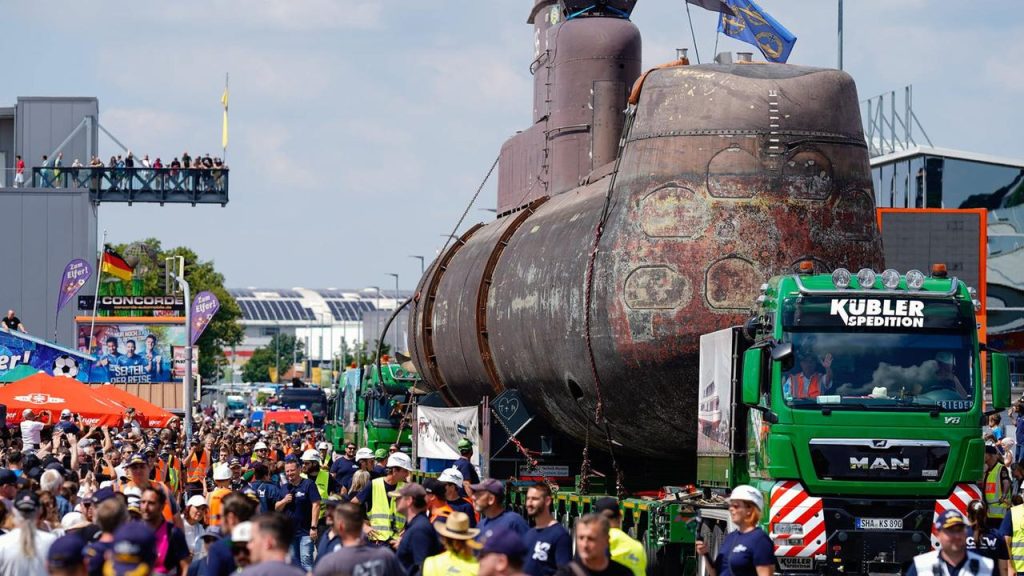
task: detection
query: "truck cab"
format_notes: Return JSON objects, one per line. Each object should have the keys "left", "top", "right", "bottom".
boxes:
{"left": 700, "top": 265, "right": 1011, "bottom": 575}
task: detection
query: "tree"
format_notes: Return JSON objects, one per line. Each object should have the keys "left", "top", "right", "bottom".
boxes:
{"left": 243, "top": 333, "right": 305, "bottom": 383}
{"left": 111, "top": 239, "right": 243, "bottom": 382}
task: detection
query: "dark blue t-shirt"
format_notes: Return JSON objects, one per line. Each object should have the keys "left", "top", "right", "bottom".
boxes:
{"left": 523, "top": 523, "right": 573, "bottom": 576}
{"left": 713, "top": 529, "right": 774, "bottom": 576}
{"left": 477, "top": 510, "right": 529, "bottom": 541}
{"left": 84, "top": 540, "right": 112, "bottom": 576}
{"left": 396, "top": 512, "right": 442, "bottom": 576}
{"left": 448, "top": 498, "right": 477, "bottom": 527}
{"left": 454, "top": 458, "right": 479, "bottom": 489}
{"left": 331, "top": 457, "right": 359, "bottom": 485}
{"left": 251, "top": 479, "right": 283, "bottom": 514}
{"left": 1016, "top": 416, "right": 1024, "bottom": 445}
{"left": 968, "top": 526, "right": 1009, "bottom": 561}
{"left": 204, "top": 537, "right": 236, "bottom": 576}
{"left": 282, "top": 478, "right": 322, "bottom": 535}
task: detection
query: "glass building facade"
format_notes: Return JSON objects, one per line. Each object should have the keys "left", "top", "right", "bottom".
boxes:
{"left": 872, "top": 147, "right": 1024, "bottom": 354}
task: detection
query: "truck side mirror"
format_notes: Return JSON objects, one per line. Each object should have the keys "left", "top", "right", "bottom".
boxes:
{"left": 742, "top": 347, "right": 765, "bottom": 406}
{"left": 991, "top": 352, "right": 1011, "bottom": 410}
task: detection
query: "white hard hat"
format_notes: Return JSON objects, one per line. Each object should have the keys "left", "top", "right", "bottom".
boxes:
{"left": 317, "top": 442, "right": 331, "bottom": 451}
{"left": 386, "top": 451, "right": 413, "bottom": 471}
{"left": 355, "top": 448, "right": 374, "bottom": 462}
{"left": 61, "top": 409, "right": 72, "bottom": 418}
{"left": 232, "top": 521, "right": 253, "bottom": 543}
{"left": 438, "top": 467, "right": 464, "bottom": 485}
{"left": 728, "top": 485, "right": 764, "bottom": 511}
{"left": 213, "top": 463, "right": 232, "bottom": 481}
{"left": 301, "top": 449, "right": 321, "bottom": 462}
{"left": 187, "top": 495, "right": 208, "bottom": 508}
{"left": 253, "top": 441, "right": 268, "bottom": 451}
{"left": 61, "top": 511, "right": 87, "bottom": 531}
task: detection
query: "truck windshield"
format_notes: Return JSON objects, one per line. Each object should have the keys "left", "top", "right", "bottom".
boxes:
{"left": 782, "top": 331, "right": 974, "bottom": 411}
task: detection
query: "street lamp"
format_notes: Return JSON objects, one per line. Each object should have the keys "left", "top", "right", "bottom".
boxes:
{"left": 362, "top": 286, "right": 382, "bottom": 356}
{"left": 387, "top": 273, "right": 399, "bottom": 354}
{"left": 409, "top": 255, "right": 425, "bottom": 275}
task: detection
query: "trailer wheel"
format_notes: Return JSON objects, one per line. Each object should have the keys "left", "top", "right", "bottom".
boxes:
{"left": 696, "top": 520, "right": 726, "bottom": 576}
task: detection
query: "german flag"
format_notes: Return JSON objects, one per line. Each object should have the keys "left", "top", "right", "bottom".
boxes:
{"left": 101, "top": 246, "right": 133, "bottom": 281}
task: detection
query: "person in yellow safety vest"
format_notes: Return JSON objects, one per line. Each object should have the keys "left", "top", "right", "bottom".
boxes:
{"left": 593, "top": 497, "right": 647, "bottom": 576}
{"left": 1003, "top": 499, "right": 1024, "bottom": 574}
{"left": 300, "top": 449, "right": 331, "bottom": 525}
{"left": 984, "top": 445, "right": 1011, "bottom": 530}
{"left": 422, "top": 511, "right": 481, "bottom": 576}
{"left": 317, "top": 441, "right": 333, "bottom": 468}
{"left": 351, "top": 451, "right": 413, "bottom": 546}
{"left": 208, "top": 463, "right": 234, "bottom": 526}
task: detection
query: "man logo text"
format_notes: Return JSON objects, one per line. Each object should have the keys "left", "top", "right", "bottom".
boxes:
{"left": 850, "top": 457, "right": 910, "bottom": 471}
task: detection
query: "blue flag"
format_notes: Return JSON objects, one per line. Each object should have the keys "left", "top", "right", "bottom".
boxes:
{"left": 718, "top": 0, "right": 797, "bottom": 63}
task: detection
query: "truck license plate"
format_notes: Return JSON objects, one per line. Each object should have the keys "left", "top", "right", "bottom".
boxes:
{"left": 856, "top": 518, "right": 902, "bottom": 530}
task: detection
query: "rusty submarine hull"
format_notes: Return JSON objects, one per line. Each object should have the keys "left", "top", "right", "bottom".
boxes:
{"left": 408, "top": 1, "right": 882, "bottom": 460}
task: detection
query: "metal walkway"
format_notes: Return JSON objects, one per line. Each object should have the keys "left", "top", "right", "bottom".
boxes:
{"left": 32, "top": 167, "right": 229, "bottom": 206}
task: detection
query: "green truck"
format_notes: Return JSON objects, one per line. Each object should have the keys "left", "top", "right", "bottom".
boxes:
{"left": 326, "top": 361, "right": 417, "bottom": 453}
{"left": 511, "top": 265, "right": 1010, "bottom": 575}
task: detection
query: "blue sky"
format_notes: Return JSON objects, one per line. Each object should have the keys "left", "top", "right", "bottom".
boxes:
{"left": 2, "top": 1, "right": 1021, "bottom": 290}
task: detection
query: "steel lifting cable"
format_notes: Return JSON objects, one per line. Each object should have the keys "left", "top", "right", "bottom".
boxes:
{"left": 490, "top": 406, "right": 557, "bottom": 493}
{"left": 579, "top": 105, "right": 638, "bottom": 498}
{"left": 437, "top": 155, "right": 500, "bottom": 261}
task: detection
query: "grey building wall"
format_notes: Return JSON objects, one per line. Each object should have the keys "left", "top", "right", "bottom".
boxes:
{"left": 0, "top": 187, "right": 98, "bottom": 346}
{"left": 15, "top": 97, "right": 99, "bottom": 174}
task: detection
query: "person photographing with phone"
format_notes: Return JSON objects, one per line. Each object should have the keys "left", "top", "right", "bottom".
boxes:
{"left": 274, "top": 457, "right": 320, "bottom": 570}
{"left": 695, "top": 486, "right": 774, "bottom": 576}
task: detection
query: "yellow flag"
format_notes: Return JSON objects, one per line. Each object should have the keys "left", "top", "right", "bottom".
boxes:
{"left": 221, "top": 87, "right": 229, "bottom": 149}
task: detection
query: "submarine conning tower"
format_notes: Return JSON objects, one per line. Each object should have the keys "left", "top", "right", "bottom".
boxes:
{"left": 499, "top": 0, "right": 642, "bottom": 213}
{"left": 409, "top": 0, "right": 882, "bottom": 459}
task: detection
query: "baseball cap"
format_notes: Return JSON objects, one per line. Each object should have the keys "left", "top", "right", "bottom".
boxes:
{"left": 0, "top": 469, "right": 16, "bottom": 486}
{"left": 985, "top": 444, "right": 999, "bottom": 455}
{"left": 186, "top": 495, "right": 208, "bottom": 508}
{"left": 374, "top": 448, "right": 388, "bottom": 460}
{"left": 728, "top": 485, "right": 764, "bottom": 511}
{"left": 457, "top": 438, "right": 473, "bottom": 451}
{"left": 199, "top": 526, "right": 222, "bottom": 542}
{"left": 480, "top": 528, "right": 527, "bottom": 559}
{"left": 423, "top": 478, "right": 446, "bottom": 496}
{"left": 471, "top": 478, "right": 505, "bottom": 499}
{"left": 594, "top": 497, "right": 621, "bottom": 518}
{"left": 109, "top": 522, "right": 156, "bottom": 573}
{"left": 386, "top": 452, "right": 413, "bottom": 471}
{"left": 388, "top": 483, "right": 427, "bottom": 499}
{"left": 935, "top": 509, "right": 967, "bottom": 531}
{"left": 92, "top": 487, "right": 118, "bottom": 505}
{"left": 127, "top": 454, "right": 147, "bottom": 467}
{"left": 14, "top": 490, "right": 39, "bottom": 513}
{"left": 229, "top": 457, "right": 242, "bottom": 468}
{"left": 301, "top": 449, "right": 320, "bottom": 462}
{"left": 317, "top": 441, "right": 330, "bottom": 451}
{"left": 438, "top": 467, "right": 464, "bottom": 485}
{"left": 47, "top": 533, "right": 87, "bottom": 570}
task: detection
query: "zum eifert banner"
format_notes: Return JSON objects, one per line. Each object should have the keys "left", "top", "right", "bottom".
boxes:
{"left": 415, "top": 405, "right": 480, "bottom": 465}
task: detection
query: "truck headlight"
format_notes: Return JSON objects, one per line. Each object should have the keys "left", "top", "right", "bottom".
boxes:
{"left": 881, "top": 269, "right": 901, "bottom": 290}
{"left": 857, "top": 268, "right": 877, "bottom": 289}
{"left": 831, "top": 268, "right": 851, "bottom": 289}
{"left": 906, "top": 269, "right": 925, "bottom": 290}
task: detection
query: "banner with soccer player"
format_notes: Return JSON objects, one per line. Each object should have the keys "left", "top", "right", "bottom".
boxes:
{"left": 77, "top": 323, "right": 185, "bottom": 384}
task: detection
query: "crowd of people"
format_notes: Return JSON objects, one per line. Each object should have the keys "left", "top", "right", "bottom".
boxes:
{"left": 32, "top": 150, "right": 227, "bottom": 191}
{"left": 0, "top": 405, "right": 650, "bottom": 576}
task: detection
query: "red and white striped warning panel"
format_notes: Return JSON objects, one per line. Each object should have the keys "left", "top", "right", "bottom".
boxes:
{"left": 931, "top": 483, "right": 982, "bottom": 548}
{"left": 769, "top": 480, "right": 826, "bottom": 558}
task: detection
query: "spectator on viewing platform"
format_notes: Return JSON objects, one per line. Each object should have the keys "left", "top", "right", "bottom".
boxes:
{"left": 14, "top": 155, "right": 25, "bottom": 188}
{"left": 3, "top": 309, "right": 27, "bottom": 333}
{"left": 181, "top": 151, "right": 191, "bottom": 168}
{"left": 54, "top": 152, "right": 63, "bottom": 188}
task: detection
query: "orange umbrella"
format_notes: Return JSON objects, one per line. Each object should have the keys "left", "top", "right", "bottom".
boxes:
{"left": 93, "top": 385, "right": 176, "bottom": 428}
{"left": 0, "top": 373, "right": 124, "bottom": 427}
